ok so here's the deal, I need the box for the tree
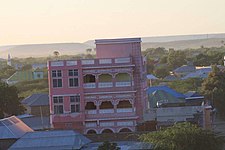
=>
[153,66,169,79]
[97,141,120,150]
[167,50,186,69]
[0,82,24,118]
[53,51,60,58]
[86,48,92,54]
[139,122,224,150]
[201,65,225,117]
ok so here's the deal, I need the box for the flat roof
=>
[95,38,141,44]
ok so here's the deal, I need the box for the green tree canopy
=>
[0,82,24,118]
[140,122,224,150]
[167,50,186,69]
[97,141,120,150]
[201,65,225,116]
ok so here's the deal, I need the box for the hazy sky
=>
[0,0,225,45]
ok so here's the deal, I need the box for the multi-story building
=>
[48,38,147,134]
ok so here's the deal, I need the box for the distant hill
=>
[1,33,225,58]
[142,38,225,50]
[0,43,93,58]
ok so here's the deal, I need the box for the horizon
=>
[1,0,225,46]
[0,32,225,47]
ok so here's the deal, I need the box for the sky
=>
[0,0,225,46]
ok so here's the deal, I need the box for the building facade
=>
[48,38,147,134]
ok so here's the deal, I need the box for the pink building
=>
[48,38,147,134]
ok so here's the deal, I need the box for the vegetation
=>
[201,65,225,117]
[15,78,49,98]
[0,65,16,79]
[167,78,203,93]
[0,82,24,118]
[97,141,120,150]
[139,122,224,150]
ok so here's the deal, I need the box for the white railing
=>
[99,109,114,114]
[117,121,133,126]
[115,82,131,87]
[86,110,97,114]
[83,83,96,88]
[66,61,77,66]
[81,60,95,65]
[100,122,114,127]
[99,59,112,64]
[85,122,97,127]
[115,57,130,63]
[98,82,113,88]
[51,61,64,67]
[117,108,133,113]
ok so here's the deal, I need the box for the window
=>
[70,95,80,103]
[54,105,64,114]
[53,79,62,88]
[69,78,79,87]
[52,70,62,77]
[53,96,63,103]
[53,96,64,114]
[71,104,80,113]
[70,95,80,113]
[68,69,78,76]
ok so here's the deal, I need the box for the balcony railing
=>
[98,82,113,88]
[83,83,96,88]
[86,110,97,114]
[99,109,114,114]
[85,122,97,127]
[117,108,133,113]
[115,81,131,87]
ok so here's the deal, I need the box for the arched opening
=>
[99,74,112,82]
[99,101,113,109]
[83,74,96,83]
[115,73,131,82]
[87,129,97,134]
[85,102,96,110]
[119,128,132,133]
[117,100,132,108]
[101,129,114,134]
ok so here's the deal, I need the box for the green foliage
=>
[0,65,16,79]
[167,50,186,69]
[153,66,170,79]
[15,78,49,98]
[0,82,25,118]
[201,65,225,116]
[139,122,224,150]
[167,78,203,93]
[97,141,120,150]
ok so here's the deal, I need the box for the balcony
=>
[86,110,97,114]
[85,122,97,127]
[99,109,114,114]
[117,108,133,113]
[98,82,113,88]
[83,83,96,88]
[115,82,131,87]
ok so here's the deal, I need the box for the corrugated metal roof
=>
[22,94,49,106]
[147,86,186,108]
[19,116,50,130]
[9,130,91,150]
[174,65,196,73]
[0,116,33,139]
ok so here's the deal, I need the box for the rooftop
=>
[0,116,33,139]
[95,38,141,44]
[9,130,91,150]
[22,93,49,106]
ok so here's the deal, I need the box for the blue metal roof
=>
[9,130,91,150]
[147,86,186,99]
